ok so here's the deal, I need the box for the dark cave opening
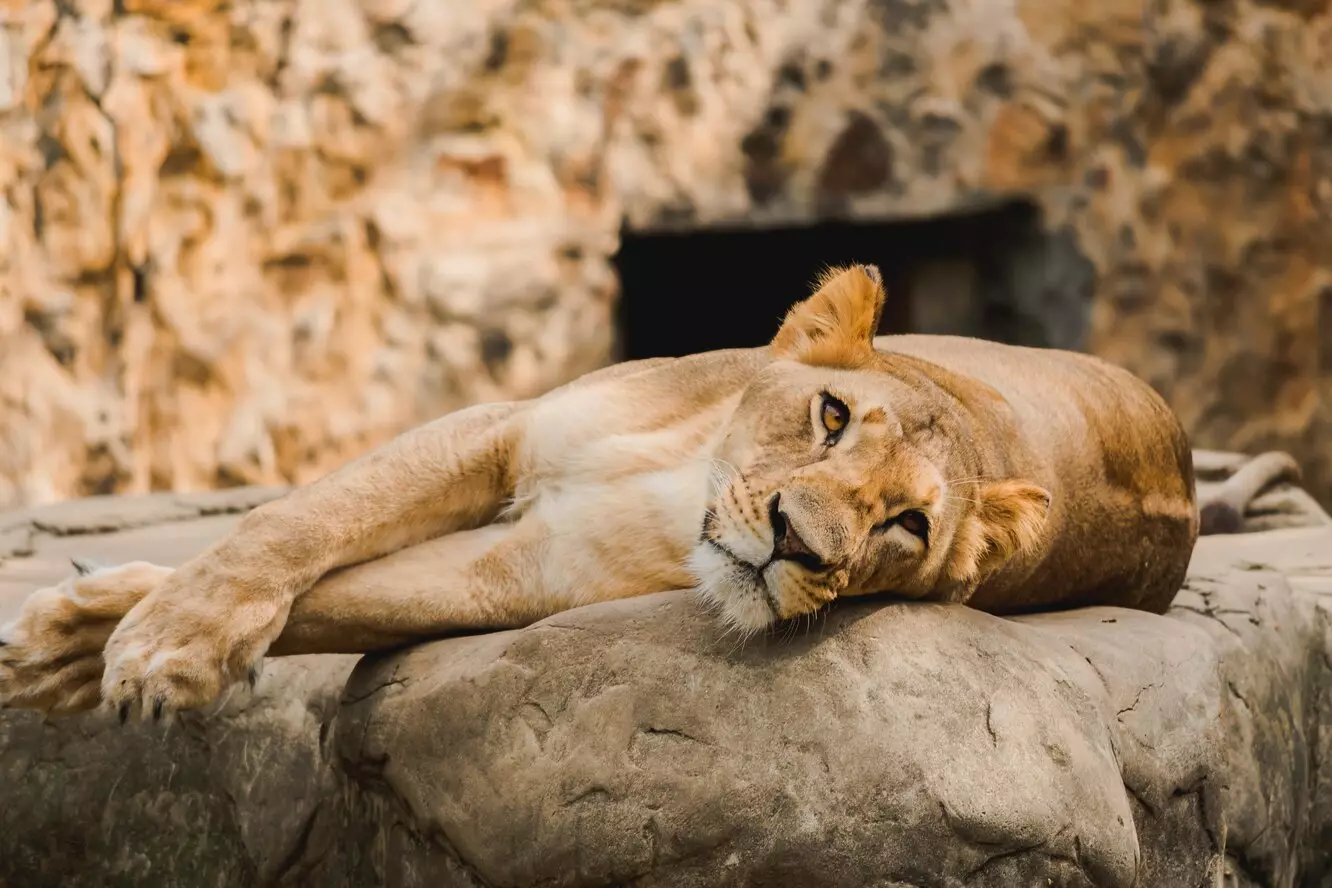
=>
[612,199,1094,362]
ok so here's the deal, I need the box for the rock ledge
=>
[0,452,1329,887]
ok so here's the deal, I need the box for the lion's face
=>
[688,265,1050,633]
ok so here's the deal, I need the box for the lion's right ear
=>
[947,480,1051,587]
[770,264,886,368]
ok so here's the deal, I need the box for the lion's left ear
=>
[770,264,886,367]
[948,480,1051,586]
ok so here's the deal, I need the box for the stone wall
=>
[3,0,1330,508]
[0,0,620,509]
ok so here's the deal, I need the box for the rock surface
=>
[4,0,1332,508]
[0,0,620,510]
[1,452,1330,888]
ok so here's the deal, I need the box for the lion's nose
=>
[768,493,826,570]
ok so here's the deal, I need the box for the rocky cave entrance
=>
[613,199,1094,361]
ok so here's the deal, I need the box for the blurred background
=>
[1,0,1328,509]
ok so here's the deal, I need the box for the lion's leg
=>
[2,522,567,716]
[99,401,525,722]
[271,521,565,655]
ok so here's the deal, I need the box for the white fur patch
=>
[687,543,775,636]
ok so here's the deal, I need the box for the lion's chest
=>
[514,428,714,541]
[509,424,720,601]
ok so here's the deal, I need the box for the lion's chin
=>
[686,542,780,634]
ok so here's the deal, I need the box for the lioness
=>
[2,265,1208,720]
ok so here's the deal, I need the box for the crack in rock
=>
[1117,681,1164,718]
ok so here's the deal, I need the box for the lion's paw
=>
[0,560,172,715]
[101,568,281,723]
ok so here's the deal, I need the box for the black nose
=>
[768,494,825,570]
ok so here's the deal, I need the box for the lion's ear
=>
[948,480,1051,585]
[770,264,886,367]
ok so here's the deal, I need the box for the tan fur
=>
[0,265,1202,720]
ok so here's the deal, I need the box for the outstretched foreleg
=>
[97,401,524,722]
[2,517,573,717]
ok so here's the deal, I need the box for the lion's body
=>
[0,267,1201,719]
[501,334,1197,619]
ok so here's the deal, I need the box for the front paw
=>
[0,560,171,715]
[100,570,282,722]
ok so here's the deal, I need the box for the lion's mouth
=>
[705,538,781,619]
[705,537,757,573]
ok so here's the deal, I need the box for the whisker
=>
[785,610,803,641]
[727,625,756,656]
[943,474,991,486]
[709,459,741,490]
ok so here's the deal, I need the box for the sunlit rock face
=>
[4,0,1331,506]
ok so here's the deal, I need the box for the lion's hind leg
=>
[0,560,172,715]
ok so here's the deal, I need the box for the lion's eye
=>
[820,394,850,437]
[897,509,929,540]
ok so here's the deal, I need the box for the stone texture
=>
[0,453,1330,887]
[339,526,1332,888]
[0,486,364,888]
[5,0,1332,510]
[0,0,619,510]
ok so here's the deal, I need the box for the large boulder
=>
[335,526,1332,888]
[1,451,1330,887]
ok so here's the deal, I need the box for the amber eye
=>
[896,509,929,541]
[820,394,850,436]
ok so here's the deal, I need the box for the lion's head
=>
[688,264,1052,633]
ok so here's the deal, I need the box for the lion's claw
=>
[100,592,278,721]
[70,556,104,577]
[101,643,251,721]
